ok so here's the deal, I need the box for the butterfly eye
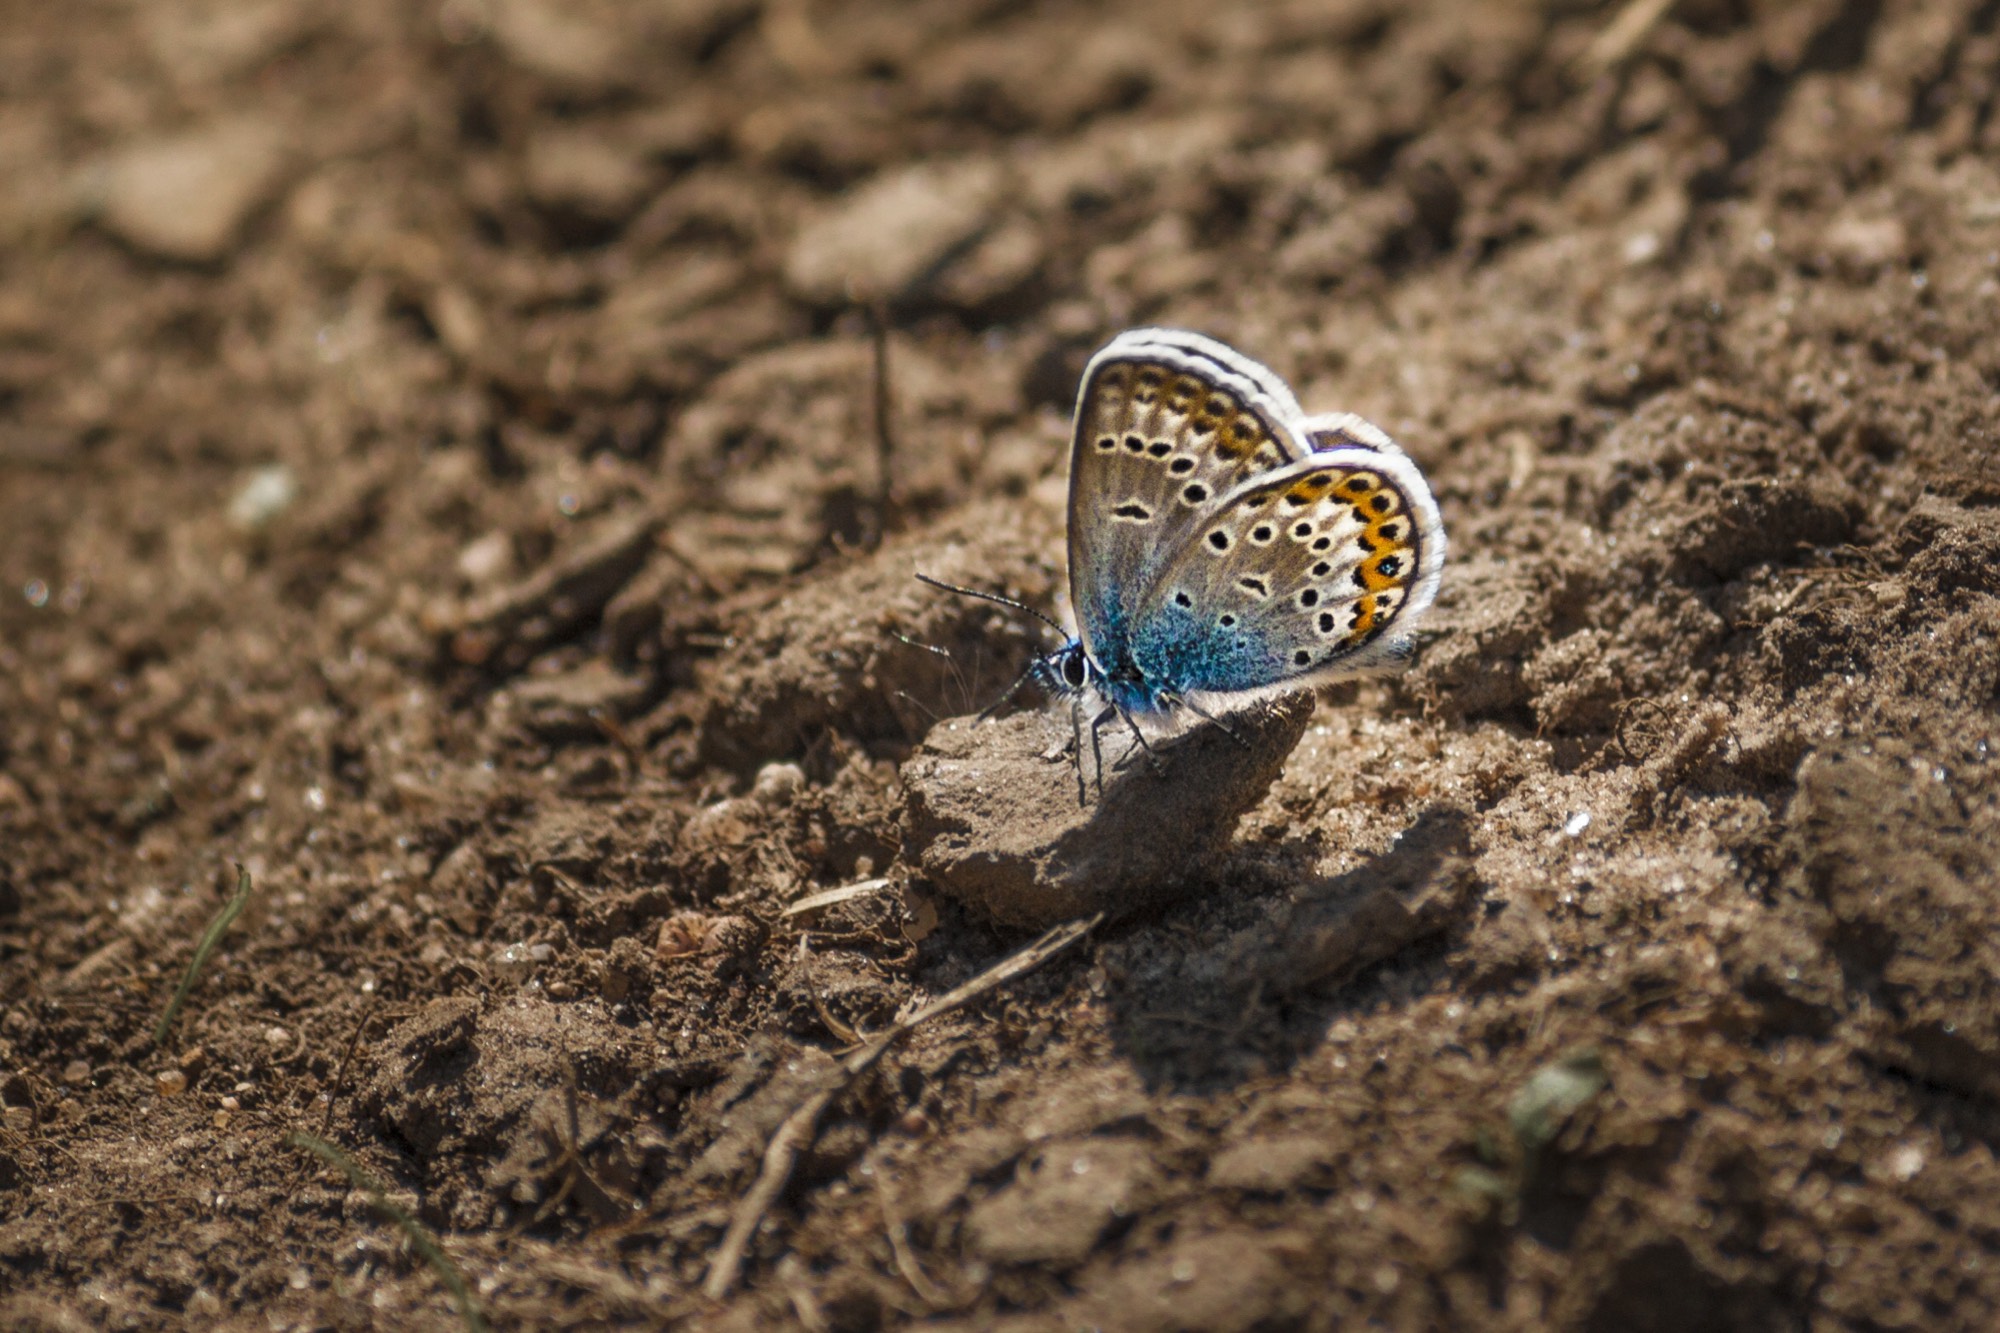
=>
[1061,653,1087,688]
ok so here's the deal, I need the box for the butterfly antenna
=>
[914,572,1069,639]
[890,629,980,715]
[889,630,953,660]
[975,658,1046,722]
[891,688,943,726]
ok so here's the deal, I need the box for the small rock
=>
[1205,1134,1335,1194]
[964,1137,1157,1266]
[511,660,651,741]
[457,532,514,585]
[750,761,807,806]
[932,214,1046,310]
[902,696,1312,929]
[429,842,489,899]
[490,942,536,985]
[487,0,629,93]
[227,464,298,532]
[1821,209,1908,270]
[142,0,315,88]
[84,119,287,262]
[783,157,1003,305]
[656,911,759,962]
[1071,1230,1307,1333]
[523,127,654,223]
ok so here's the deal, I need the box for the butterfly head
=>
[1040,638,1095,696]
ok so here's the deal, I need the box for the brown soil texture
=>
[7,1,2000,1328]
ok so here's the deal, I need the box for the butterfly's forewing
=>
[1124,435,1445,704]
[1067,330,1305,675]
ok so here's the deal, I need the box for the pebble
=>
[83,119,287,263]
[523,127,653,222]
[784,158,1003,305]
[488,0,628,93]
[227,464,298,532]
[901,696,1312,929]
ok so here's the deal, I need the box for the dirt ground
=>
[5,0,2000,1328]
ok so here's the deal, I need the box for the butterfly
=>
[928,328,1445,792]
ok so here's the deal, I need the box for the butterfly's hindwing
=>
[1124,447,1445,701]
[1066,330,1306,677]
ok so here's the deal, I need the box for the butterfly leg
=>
[1158,691,1251,750]
[1103,702,1165,776]
[1089,703,1123,800]
[1069,693,1092,806]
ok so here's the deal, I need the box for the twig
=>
[153,864,255,1048]
[868,299,896,550]
[701,913,1103,1300]
[287,1131,491,1333]
[781,878,894,919]
[1575,0,1679,78]
[285,999,384,1196]
[657,530,723,601]
[877,1174,952,1309]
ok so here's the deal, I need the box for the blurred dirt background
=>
[6,0,2000,1328]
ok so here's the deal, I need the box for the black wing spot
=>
[1377,555,1403,576]
[1208,530,1230,551]
[1183,483,1209,503]
[1293,649,1312,666]
[1353,567,1370,588]
[1095,435,1116,452]
[1379,521,1400,540]
[1169,457,1196,474]
[1309,472,1332,488]
[1137,368,1165,388]
[1312,561,1331,577]
[1299,589,1319,607]
[1113,502,1151,520]
[1318,611,1336,632]
[1219,613,1236,627]
[1124,434,1146,453]
[1251,525,1273,542]
[1292,521,1312,538]
[1148,440,1172,457]
[1312,536,1332,552]
[1239,576,1269,597]
[1371,493,1392,513]
[1357,533,1376,552]
[1173,590,1192,608]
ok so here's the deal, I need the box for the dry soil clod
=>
[901,695,1313,929]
